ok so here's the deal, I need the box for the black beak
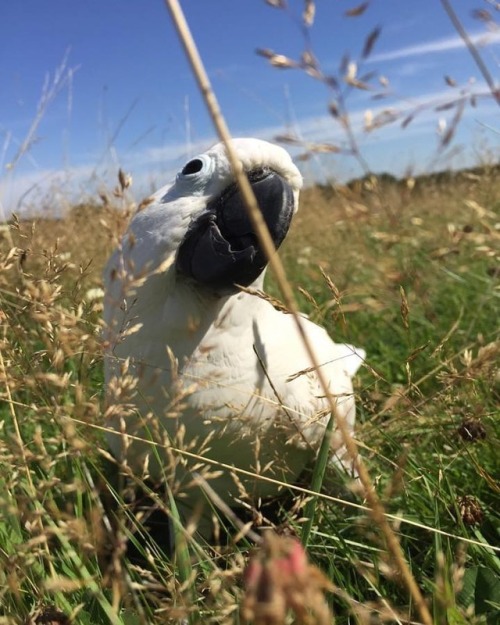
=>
[176,168,294,293]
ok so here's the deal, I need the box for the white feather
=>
[103,138,364,512]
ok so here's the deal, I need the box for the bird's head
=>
[124,138,302,295]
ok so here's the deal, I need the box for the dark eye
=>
[181,158,204,175]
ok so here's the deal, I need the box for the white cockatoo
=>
[103,138,364,524]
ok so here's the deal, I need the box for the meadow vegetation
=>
[1,0,500,621]
[0,163,499,624]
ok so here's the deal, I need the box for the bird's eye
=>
[176,154,213,188]
[181,158,204,176]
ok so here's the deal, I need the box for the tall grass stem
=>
[164,2,434,623]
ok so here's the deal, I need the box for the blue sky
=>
[1,0,499,216]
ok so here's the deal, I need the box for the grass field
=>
[0,164,499,624]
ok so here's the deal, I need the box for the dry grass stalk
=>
[257,1,498,183]
[1,4,497,622]
[441,0,500,107]
[1,165,498,622]
[163,3,434,623]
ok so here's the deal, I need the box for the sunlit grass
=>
[0,165,499,624]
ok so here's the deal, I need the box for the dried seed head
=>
[364,109,373,131]
[99,191,109,206]
[256,47,297,69]
[118,168,132,191]
[269,54,297,69]
[437,118,447,136]
[265,0,286,7]
[345,2,369,17]
[137,195,155,211]
[362,26,382,58]
[457,417,486,442]
[345,61,357,81]
[328,101,339,117]
[300,50,318,71]
[303,0,315,26]
[399,286,410,330]
[471,8,493,23]
[457,495,484,526]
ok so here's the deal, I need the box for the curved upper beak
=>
[176,168,295,293]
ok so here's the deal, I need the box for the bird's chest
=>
[138,315,292,437]
[108,297,326,494]
[173,324,268,419]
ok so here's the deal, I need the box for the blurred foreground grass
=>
[0,165,499,624]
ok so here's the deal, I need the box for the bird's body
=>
[103,138,364,519]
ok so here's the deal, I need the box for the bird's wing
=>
[251,306,365,459]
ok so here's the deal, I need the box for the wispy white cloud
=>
[0,163,105,218]
[125,138,214,169]
[369,30,500,63]
[392,60,437,78]
[2,84,498,219]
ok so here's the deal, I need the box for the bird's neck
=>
[165,276,266,340]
